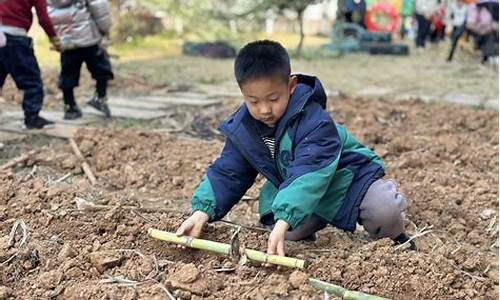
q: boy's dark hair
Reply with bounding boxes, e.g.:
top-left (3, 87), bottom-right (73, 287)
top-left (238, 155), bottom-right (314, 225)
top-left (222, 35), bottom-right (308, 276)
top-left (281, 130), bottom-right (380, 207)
top-left (234, 40), bottom-right (291, 85)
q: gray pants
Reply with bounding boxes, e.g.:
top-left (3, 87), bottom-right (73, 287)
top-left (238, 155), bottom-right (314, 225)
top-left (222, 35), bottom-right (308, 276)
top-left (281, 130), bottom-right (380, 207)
top-left (283, 178), bottom-right (407, 241)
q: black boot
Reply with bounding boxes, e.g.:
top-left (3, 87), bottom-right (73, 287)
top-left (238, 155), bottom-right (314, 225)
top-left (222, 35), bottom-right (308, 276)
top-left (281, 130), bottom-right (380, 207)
top-left (64, 104), bottom-right (83, 120)
top-left (24, 115), bottom-right (55, 129)
top-left (394, 233), bottom-right (417, 250)
top-left (87, 94), bottom-right (111, 118)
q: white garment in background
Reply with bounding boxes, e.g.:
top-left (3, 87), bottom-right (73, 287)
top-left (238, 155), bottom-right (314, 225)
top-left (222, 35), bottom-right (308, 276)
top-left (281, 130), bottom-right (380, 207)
top-left (0, 25), bottom-right (27, 36)
top-left (415, 0), bottom-right (439, 18)
top-left (0, 31), bottom-right (5, 47)
top-left (449, 2), bottom-right (468, 26)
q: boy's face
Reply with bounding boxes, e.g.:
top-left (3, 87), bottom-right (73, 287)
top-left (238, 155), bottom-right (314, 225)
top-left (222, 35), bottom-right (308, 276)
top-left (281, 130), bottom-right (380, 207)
top-left (240, 76), bottom-right (297, 127)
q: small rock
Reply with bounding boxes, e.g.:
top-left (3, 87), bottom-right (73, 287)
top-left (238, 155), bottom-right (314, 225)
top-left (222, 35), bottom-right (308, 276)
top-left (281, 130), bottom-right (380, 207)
top-left (171, 176), bottom-right (184, 186)
top-left (0, 142), bottom-right (4, 150)
top-left (466, 230), bottom-right (481, 245)
top-left (79, 140), bottom-right (95, 155)
top-left (39, 270), bottom-right (63, 289)
top-left (289, 271), bottom-right (308, 289)
top-left (175, 263), bottom-right (199, 283)
top-left (487, 262), bottom-right (499, 284)
top-left (167, 263), bottom-right (209, 296)
top-left (89, 251), bottom-right (124, 273)
top-left (61, 156), bottom-right (77, 170)
top-left (480, 209), bottom-right (495, 220)
top-left (58, 244), bottom-right (77, 261)
top-left (64, 267), bottom-right (83, 279)
top-left (0, 286), bottom-right (13, 299)
top-left (92, 240), bottom-right (101, 252)
top-left (0, 236), bottom-right (10, 250)
top-left (46, 186), bottom-right (63, 198)
top-left (115, 224), bottom-right (128, 236)
top-left (172, 289), bottom-right (192, 299)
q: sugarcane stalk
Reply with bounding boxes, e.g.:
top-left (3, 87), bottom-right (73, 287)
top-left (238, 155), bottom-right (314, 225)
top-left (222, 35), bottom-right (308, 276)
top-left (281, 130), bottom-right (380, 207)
top-left (309, 278), bottom-right (390, 300)
top-left (147, 227), bottom-right (307, 269)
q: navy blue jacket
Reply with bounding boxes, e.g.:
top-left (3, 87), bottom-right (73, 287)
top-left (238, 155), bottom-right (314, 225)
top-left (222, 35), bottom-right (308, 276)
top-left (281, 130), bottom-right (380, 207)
top-left (191, 74), bottom-right (385, 232)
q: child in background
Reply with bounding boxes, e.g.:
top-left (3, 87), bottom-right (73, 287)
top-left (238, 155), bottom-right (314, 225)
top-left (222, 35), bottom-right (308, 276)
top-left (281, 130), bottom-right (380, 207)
top-left (48, 0), bottom-right (113, 120)
top-left (0, 0), bottom-right (61, 129)
top-left (176, 40), bottom-right (414, 256)
top-left (446, 0), bottom-right (468, 61)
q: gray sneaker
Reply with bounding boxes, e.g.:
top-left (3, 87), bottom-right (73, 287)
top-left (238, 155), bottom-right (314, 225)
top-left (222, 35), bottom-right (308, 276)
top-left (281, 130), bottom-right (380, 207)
top-left (87, 94), bottom-right (111, 118)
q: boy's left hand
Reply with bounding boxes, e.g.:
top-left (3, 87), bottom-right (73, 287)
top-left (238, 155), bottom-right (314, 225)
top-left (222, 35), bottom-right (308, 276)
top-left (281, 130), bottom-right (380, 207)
top-left (267, 220), bottom-right (290, 256)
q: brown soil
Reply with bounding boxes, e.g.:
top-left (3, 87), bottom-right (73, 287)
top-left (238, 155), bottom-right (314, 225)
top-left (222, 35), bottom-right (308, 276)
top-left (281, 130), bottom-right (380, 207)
top-left (0, 96), bottom-right (498, 299)
top-left (0, 67), bottom-right (169, 109)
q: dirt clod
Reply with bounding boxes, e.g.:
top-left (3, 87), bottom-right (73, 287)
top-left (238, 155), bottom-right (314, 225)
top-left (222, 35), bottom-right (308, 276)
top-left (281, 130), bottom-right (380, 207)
top-left (89, 251), bottom-right (124, 273)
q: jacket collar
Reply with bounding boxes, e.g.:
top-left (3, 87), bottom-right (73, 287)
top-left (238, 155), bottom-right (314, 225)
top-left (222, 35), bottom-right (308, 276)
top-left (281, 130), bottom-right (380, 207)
top-left (219, 74), bottom-right (326, 137)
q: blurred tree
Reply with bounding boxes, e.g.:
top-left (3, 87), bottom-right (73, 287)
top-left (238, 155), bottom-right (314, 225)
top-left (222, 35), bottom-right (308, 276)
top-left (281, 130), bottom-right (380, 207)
top-left (261, 0), bottom-right (322, 55)
top-left (140, 0), bottom-right (264, 41)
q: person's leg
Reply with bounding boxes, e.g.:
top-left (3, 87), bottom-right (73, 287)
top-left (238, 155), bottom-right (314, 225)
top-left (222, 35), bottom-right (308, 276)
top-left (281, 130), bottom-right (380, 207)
top-left (84, 45), bottom-right (114, 117)
top-left (447, 25), bottom-right (466, 61)
top-left (96, 78), bottom-right (107, 98)
top-left (358, 178), bottom-right (409, 240)
top-left (400, 16), bottom-right (407, 40)
top-left (59, 48), bottom-right (84, 120)
top-left (415, 14), bottom-right (425, 48)
top-left (421, 18), bottom-right (431, 48)
top-left (284, 215), bottom-right (327, 241)
top-left (4, 35), bottom-right (52, 128)
top-left (0, 51), bottom-right (8, 90)
top-left (59, 48), bottom-right (83, 106)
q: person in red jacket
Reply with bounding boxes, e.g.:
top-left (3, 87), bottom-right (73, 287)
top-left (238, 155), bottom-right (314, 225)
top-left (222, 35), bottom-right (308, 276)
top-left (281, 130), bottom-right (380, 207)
top-left (0, 0), bottom-right (61, 129)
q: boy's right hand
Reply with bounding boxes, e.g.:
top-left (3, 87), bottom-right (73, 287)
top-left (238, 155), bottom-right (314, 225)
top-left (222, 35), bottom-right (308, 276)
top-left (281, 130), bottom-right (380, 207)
top-left (175, 211), bottom-right (209, 238)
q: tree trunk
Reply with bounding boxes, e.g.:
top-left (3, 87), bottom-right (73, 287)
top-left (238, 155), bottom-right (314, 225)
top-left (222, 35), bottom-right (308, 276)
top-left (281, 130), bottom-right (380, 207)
top-left (296, 9), bottom-right (305, 56)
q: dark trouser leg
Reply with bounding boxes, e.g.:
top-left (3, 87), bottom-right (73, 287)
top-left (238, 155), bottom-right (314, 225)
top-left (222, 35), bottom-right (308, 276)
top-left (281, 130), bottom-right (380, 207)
top-left (447, 24), bottom-right (466, 61)
top-left (59, 48), bottom-right (84, 106)
top-left (415, 14), bottom-right (430, 48)
top-left (84, 45), bottom-right (114, 97)
top-left (2, 35), bottom-right (44, 120)
top-left (96, 79), bottom-right (107, 98)
top-left (62, 87), bottom-right (76, 107)
top-left (400, 16), bottom-right (407, 39)
top-left (284, 215), bottom-right (327, 241)
top-left (0, 51), bottom-right (8, 90)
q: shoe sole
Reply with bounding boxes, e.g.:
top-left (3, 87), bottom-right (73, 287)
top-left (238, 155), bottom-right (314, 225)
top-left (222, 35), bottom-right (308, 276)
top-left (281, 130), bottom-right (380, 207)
top-left (24, 123), bottom-right (56, 130)
top-left (63, 114), bottom-right (83, 120)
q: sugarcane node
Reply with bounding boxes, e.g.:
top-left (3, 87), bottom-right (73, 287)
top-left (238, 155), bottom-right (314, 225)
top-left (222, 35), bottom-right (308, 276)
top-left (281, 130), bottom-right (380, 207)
top-left (299, 259), bottom-right (308, 269)
top-left (229, 226), bottom-right (242, 264)
top-left (184, 236), bottom-right (193, 247)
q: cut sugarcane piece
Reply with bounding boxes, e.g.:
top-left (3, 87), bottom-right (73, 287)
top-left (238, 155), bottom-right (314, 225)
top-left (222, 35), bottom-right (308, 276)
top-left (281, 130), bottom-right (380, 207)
top-left (147, 227), bottom-right (307, 269)
top-left (309, 278), bottom-right (391, 300)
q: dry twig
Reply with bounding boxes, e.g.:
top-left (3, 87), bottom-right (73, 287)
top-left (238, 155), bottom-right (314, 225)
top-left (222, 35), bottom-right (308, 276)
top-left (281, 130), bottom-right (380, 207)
top-left (22, 165), bottom-right (37, 181)
top-left (69, 138), bottom-right (96, 185)
top-left (394, 225), bottom-right (434, 251)
top-left (0, 150), bottom-right (37, 170)
top-left (8, 219), bottom-right (28, 248)
top-left (54, 172), bottom-right (72, 183)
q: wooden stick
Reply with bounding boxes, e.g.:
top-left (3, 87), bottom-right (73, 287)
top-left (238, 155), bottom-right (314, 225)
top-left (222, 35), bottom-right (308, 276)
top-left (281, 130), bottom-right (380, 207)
top-left (309, 278), bottom-right (391, 300)
top-left (147, 227), bottom-right (307, 269)
top-left (0, 150), bottom-right (37, 170)
top-left (68, 138), bottom-right (96, 185)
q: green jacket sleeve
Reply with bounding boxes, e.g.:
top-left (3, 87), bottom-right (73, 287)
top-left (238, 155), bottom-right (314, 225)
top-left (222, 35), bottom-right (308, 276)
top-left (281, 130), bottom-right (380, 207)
top-left (272, 118), bottom-right (342, 229)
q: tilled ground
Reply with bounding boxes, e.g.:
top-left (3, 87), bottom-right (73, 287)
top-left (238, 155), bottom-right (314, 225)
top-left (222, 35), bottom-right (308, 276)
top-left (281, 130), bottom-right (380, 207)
top-left (0, 96), bottom-right (498, 299)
